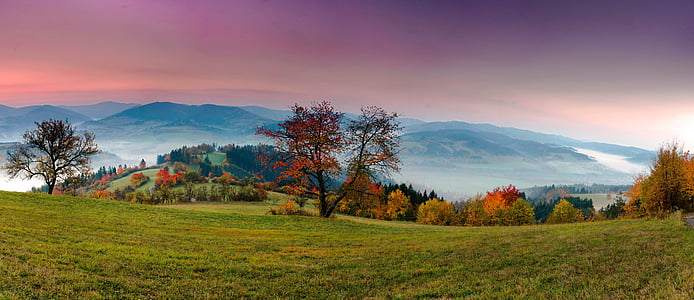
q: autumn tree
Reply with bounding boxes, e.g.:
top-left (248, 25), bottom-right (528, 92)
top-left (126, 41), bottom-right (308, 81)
top-left (338, 175), bottom-right (382, 218)
top-left (380, 189), bottom-right (411, 221)
top-left (461, 194), bottom-right (487, 226)
top-left (642, 142), bottom-right (689, 215)
top-left (546, 199), bottom-right (584, 224)
top-left (130, 172), bottom-right (149, 188)
top-left (507, 198), bottom-right (535, 225)
top-left (5, 119), bottom-right (99, 194)
top-left (416, 198), bottom-right (456, 225)
top-left (257, 101), bottom-right (400, 218)
top-left (483, 184), bottom-right (522, 225)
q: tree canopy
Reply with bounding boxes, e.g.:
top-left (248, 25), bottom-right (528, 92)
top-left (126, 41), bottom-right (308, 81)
top-left (257, 101), bottom-right (401, 217)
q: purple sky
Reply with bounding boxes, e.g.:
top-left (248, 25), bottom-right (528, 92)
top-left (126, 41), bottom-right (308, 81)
top-left (2, 0), bottom-right (694, 149)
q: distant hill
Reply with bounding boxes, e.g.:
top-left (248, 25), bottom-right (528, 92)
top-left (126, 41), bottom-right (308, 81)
top-left (81, 102), bottom-right (276, 160)
top-left (401, 129), bottom-right (592, 162)
top-left (0, 105), bottom-right (92, 141)
top-left (59, 101), bottom-right (140, 120)
top-left (405, 121), bottom-right (652, 164)
top-left (0, 101), bottom-right (654, 194)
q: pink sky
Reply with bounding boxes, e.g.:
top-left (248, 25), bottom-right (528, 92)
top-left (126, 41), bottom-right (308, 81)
top-left (2, 0), bottom-right (694, 149)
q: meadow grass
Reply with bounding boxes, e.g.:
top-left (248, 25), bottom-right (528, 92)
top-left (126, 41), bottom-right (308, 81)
top-left (1, 191), bottom-right (692, 299)
top-left (199, 152), bottom-right (226, 165)
top-left (106, 169), bottom-right (161, 192)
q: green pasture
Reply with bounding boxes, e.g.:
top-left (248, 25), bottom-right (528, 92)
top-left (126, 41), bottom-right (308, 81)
top-left (0, 191), bottom-right (692, 298)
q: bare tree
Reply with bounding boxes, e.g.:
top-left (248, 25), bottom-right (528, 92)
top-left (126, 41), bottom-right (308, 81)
top-left (5, 119), bottom-right (100, 194)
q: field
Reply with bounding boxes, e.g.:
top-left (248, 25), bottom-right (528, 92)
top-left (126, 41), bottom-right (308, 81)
top-left (1, 191), bottom-right (693, 298)
top-left (573, 193), bottom-right (616, 210)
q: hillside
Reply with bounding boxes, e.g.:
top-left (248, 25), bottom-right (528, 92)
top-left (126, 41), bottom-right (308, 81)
top-left (1, 192), bottom-right (692, 298)
top-left (80, 102), bottom-right (276, 160)
top-left (0, 101), bottom-right (655, 194)
top-left (0, 105), bottom-right (92, 141)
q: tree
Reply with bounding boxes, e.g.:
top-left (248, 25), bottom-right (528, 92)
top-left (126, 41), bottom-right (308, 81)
top-left (416, 198), bottom-right (456, 225)
top-left (546, 199), bottom-right (584, 224)
top-left (257, 101), bottom-right (400, 218)
top-left (338, 175), bottom-right (382, 218)
top-left (507, 198), bottom-right (535, 225)
top-left (642, 142), bottom-right (687, 216)
top-left (5, 119), bottom-right (99, 194)
top-left (381, 189), bottom-right (411, 221)
top-left (483, 184), bottom-right (522, 225)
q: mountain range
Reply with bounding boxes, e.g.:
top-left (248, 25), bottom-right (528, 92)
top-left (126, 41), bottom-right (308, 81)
top-left (0, 101), bottom-right (652, 195)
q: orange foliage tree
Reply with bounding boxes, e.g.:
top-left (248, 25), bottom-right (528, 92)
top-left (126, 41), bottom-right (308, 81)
top-left (257, 102), bottom-right (401, 218)
top-left (338, 175), bottom-right (382, 218)
top-left (130, 172), bottom-right (149, 187)
top-left (483, 184), bottom-right (522, 225)
top-left (155, 169), bottom-right (184, 188)
top-left (627, 142), bottom-right (694, 217)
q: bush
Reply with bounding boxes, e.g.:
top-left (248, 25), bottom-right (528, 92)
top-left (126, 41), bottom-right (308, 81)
top-left (268, 199), bottom-right (313, 216)
top-left (416, 198), bottom-right (456, 225)
top-left (233, 185), bottom-right (268, 202)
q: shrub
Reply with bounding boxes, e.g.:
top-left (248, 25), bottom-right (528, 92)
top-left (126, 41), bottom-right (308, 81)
top-left (268, 199), bottom-right (313, 216)
top-left (234, 185), bottom-right (268, 202)
top-left (416, 198), bottom-right (456, 225)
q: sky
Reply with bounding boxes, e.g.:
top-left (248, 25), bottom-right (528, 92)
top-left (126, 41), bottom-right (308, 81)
top-left (1, 0), bottom-right (694, 149)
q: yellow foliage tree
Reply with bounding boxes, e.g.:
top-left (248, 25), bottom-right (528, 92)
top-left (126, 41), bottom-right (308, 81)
top-left (416, 198), bottom-right (456, 225)
top-left (546, 199), bottom-right (583, 224)
top-left (379, 190), bottom-right (411, 221)
top-left (508, 198), bottom-right (536, 225)
top-left (642, 142), bottom-right (687, 216)
top-left (461, 194), bottom-right (487, 226)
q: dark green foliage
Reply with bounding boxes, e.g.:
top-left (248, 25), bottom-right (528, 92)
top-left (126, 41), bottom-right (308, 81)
top-left (382, 183), bottom-right (442, 206)
top-left (157, 144), bottom-right (281, 181)
top-left (523, 184), bottom-right (631, 200)
top-left (599, 197), bottom-right (626, 219)
top-left (531, 197), bottom-right (594, 223)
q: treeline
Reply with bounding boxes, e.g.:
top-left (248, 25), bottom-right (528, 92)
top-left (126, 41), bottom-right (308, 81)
top-left (92, 167), bottom-right (269, 205)
top-left (522, 183), bottom-right (631, 200)
top-left (531, 196), bottom-right (594, 223)
top-left (327, 181), bottom-right (591, 226)
top-left (156, 144), bottom-right (281, 181)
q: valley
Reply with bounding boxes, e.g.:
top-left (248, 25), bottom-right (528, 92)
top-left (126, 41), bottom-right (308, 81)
top-left (0, 101), bottom-right (653, 197)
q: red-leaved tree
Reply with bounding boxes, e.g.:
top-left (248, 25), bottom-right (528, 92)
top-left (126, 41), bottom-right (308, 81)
top-left (257, 101), bottom-right (400, 217)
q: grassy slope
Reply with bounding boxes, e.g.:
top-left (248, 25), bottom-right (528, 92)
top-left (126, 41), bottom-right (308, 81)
top-left (106, 169), bottom-right (161, 192)
top-left (199, 152), bottom-right (226, 165)
top-left (1, 192), bottom-right (693, 299)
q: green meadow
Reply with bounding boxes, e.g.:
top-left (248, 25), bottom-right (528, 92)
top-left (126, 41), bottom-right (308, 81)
top-left (1, 191), bottom-right (693, 299)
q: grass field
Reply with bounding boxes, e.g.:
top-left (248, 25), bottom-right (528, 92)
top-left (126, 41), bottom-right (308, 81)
top-left (198, 152), bottom-right (226, 165)
top-left (1, 191), bottom-right (693, 298)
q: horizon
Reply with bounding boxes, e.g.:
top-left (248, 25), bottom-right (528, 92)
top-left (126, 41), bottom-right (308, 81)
top-left (3, 0), bottom-right (694, 150)
top-left (0, 99), bottom-right (658, 151)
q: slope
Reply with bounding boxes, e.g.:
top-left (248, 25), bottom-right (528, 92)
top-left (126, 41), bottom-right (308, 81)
top-left (0, 106), bottom-right (92, 141)
top-left (81, 102), bottom-right (276, 160)
top-left (0, 192), bottom-right (692, 298)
